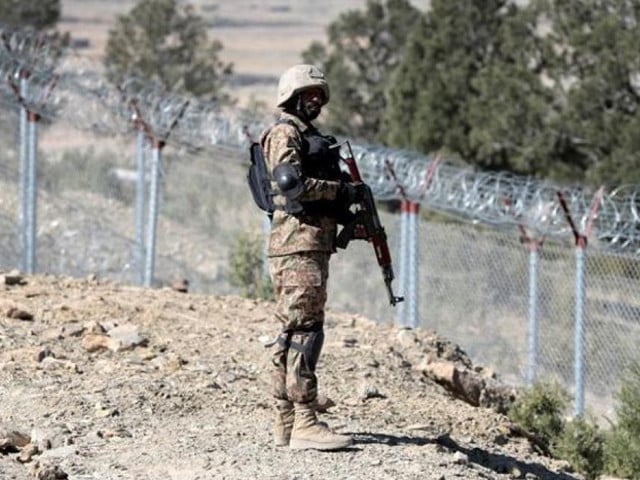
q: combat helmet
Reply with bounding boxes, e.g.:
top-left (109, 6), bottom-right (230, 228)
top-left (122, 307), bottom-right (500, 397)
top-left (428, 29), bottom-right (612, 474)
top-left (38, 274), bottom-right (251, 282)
top-left (277, 64), bottom-right (330, 108)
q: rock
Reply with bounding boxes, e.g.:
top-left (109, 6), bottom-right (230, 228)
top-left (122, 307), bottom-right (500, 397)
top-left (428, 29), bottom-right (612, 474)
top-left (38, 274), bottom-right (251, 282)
top-left (360, 384), bottom-right (386, 401)
top-left (6, 305), bottom-right (34, 321)
top-left (165, 354), bottom-right (188, 372)
top-left (406, 423), bottom-right (434, 431)
top-left (61, 322), bottom-right (85, 338)
top-left (396, 327), bottom-right (418, 347)
top-left (343, 337), bottom-right (358, 347)
top-left (421, 360), bottom-right (516, 413)
top-left (0, 427), bottom-right (30, 452)
top-left (479, 379), bottom-right (518, 414)
top-left (3, 270), bottom-right (25, 286)
top-left (81, 333), bottom-right (116, 352)
top-left (39, 357), bottom-right (79, 373)
top-left (510, 466), bottom-right (524, 478)
top-left (82, 324), bottom-right (149, 352)
top-left (107, 324), bottom-right (148, 351)
top-left (103, 428), bottom-right (132, 438)
top-left (452, 451), bottom-right (469, 465)
top-left (17, 443), bottom-right (39, 463)
top-left (313, 393), bottom-right (336, 413)
top-left (171, 278), bottom-right (189, 293)
top-left (37, 347), bottom-right (55, 363)
top-left (84, 320), bottom-right (106, 334)
top-left (35, 464), bottom-right (69, 480)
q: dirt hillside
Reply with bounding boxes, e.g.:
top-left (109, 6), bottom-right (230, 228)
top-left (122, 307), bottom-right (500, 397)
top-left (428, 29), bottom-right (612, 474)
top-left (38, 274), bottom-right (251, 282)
top-left (0, 273), bottom-right (581, 480)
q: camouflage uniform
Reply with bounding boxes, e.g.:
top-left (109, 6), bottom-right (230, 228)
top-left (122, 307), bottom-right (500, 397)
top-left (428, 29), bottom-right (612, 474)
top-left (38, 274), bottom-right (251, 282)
top-left (261, 112), bottom-right (341, 405)
top-left (261, 64), bottom-right (353, 451)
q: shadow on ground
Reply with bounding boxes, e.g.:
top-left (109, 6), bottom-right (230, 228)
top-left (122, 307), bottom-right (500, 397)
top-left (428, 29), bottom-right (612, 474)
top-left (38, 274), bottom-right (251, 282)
top-left (350, 431), bottom-right (577, 480)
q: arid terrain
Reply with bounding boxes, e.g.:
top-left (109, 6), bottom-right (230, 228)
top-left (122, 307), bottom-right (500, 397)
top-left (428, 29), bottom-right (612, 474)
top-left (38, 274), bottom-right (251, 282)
top-left (0, 273), bottom-right (581, 480)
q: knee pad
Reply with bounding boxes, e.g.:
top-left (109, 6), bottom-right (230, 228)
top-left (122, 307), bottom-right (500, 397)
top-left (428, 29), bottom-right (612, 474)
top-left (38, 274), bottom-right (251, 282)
top-left (290, 329), bottom-right (325, 371)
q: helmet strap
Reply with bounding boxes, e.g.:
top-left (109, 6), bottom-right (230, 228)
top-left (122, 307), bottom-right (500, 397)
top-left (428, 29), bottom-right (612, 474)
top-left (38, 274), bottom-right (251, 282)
top-left (295, 95), bottom-right (310, 122)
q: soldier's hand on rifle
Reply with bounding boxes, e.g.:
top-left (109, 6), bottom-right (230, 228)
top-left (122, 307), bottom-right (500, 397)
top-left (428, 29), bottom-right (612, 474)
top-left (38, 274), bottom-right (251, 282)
top-left (339, 181), bottom-right (366, 206)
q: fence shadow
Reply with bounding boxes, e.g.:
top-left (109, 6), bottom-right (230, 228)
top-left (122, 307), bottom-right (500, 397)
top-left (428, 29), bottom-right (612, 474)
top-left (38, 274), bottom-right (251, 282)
top-left (349, 431), bottom-right (577, 480)
top-left (351, 431), bottom-right (434, 447)
top-left (435, 434), bottom-right (577, 480)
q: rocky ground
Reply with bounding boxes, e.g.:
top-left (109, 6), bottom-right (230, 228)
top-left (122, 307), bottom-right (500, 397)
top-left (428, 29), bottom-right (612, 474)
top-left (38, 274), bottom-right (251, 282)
top-left (0, 272), bottom-right (582, 480)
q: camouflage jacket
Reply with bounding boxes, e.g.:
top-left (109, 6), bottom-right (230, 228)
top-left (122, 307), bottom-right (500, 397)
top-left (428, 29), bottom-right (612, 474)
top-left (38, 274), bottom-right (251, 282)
top-left (260, 112), bottom-right (341, 256)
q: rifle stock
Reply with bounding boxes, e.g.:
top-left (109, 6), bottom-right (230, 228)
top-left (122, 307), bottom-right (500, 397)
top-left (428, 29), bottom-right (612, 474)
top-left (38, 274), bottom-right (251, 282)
top-left (339, 143), bottom-right (404, 307)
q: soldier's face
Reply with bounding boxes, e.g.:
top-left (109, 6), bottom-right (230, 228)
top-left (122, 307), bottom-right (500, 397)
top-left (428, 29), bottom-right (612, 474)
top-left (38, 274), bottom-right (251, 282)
top-left (300, 87), bottom-right (325, 120)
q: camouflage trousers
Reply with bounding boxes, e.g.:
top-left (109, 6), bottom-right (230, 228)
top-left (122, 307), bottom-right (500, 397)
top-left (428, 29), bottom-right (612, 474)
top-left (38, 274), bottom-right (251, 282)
top-left (268, 251), bottom-right (330, 404)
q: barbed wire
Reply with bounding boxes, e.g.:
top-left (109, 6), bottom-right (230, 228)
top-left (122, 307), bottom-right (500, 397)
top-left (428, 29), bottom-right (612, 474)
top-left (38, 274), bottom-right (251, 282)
top-left (2, 26), bottom-right (640, 255)
top-left (0, 26), bottom-right (65, 117)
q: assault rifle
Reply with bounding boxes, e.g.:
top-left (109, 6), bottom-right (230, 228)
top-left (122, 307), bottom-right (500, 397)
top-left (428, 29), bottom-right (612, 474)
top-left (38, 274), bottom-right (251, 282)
top-left (335, 142), bottom-right (404, 307)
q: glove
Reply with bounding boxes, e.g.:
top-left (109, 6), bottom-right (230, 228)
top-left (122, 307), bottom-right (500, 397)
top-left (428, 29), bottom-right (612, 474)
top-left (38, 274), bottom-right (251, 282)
top-left (339, 181), bottom-right (366, 206)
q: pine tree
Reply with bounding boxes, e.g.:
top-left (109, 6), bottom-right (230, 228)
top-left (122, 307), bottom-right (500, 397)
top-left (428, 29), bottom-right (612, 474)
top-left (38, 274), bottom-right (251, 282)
top-left (541, 0), bottom-right (640, 187)
top-left (104, 0), bottom-right (232, 100)
top-left (386, 0), bottom-right (556, 176)
top-left (302, 0), bottom-right (422, 142)
top-left (0, 0), bottom-right (60, 30)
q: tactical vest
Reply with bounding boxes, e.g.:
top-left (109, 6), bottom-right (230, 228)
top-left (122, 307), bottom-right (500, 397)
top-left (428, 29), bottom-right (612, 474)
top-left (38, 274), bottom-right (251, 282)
top-left (249, 119), bottom-right (344, 216)
top-left (295, 123), bottom-right (344, 216)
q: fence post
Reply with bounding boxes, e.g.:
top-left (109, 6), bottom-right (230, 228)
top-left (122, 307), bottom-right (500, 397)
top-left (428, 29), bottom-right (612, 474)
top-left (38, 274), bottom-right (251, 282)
top-left (25, 110), bottom-right (39, 274)
top-left (518, 226), bottom-right (544, 386)
top-left (407, 201), bottom-right (420, 328)
top-left (397, 200), bottom-right (410, 327)
top-left (129, 97), bottom-right (188, 288)
top-left (385, 160), bottom-right (410, 327)
top-left (135, 127), bottom-right (147, 285)
top-left (387, 154), bottom-right (440, 329)
top-left (527, 242), bottom-right (540, 386)
top-left (18, 75), bottom-right (29, 272)
top-left (557, 188), bottom-right (604, 417)
top-left (144, 140), bottom-right (163, 287)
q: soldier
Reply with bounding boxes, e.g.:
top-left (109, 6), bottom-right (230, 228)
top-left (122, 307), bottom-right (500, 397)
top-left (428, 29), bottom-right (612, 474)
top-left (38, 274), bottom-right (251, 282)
top-left (261, 64), bottom-right (364, 450)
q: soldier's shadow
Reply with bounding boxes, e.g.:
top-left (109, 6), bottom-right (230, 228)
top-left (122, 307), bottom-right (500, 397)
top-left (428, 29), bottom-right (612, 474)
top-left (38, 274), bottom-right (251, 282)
top-left (348, 432), bottom-right (578, 480)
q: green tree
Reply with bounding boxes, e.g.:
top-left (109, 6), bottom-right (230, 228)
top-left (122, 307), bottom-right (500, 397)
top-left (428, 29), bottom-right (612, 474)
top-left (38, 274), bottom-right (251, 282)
top-left (385, 0), bottom-right (559, 176)
top-left (540, 0), bottom-right (640, 187)
top-left (0, 0), bottom-right (60, 30)
top-left (104, 0), bottom-right (232, 100)
top-left (302, 0), bottom-right (422, 142)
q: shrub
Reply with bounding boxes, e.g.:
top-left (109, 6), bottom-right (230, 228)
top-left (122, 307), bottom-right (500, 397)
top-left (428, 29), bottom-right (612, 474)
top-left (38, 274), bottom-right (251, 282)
top-left (508, 381), bottom-right (567, 453)
top-left (554, 418), bottom-right (605, 480)
top-left (604, 361), bottom-right (640, 478)
top-left (508, 381), bottom-right (607, 478)
top-left (228, 232), bottom-right (273, 300)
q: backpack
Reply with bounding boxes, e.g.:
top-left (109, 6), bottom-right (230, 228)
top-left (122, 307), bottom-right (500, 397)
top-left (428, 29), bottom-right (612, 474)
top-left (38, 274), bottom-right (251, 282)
top-left (247, 141), bottom-right (275, 213)
top-left (247, 120), bottom-right (339, 215)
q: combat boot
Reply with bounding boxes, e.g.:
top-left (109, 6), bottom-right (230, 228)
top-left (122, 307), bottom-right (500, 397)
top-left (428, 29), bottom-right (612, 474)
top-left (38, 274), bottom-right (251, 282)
top-left (273, 399), bottom-right (295, 447)
top-left (289, 402), bottom-right (352, 451)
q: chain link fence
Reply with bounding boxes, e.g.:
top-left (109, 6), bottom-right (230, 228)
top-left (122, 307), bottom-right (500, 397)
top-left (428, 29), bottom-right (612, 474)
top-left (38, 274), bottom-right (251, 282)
top-left (387, 220), bottom-right (640, 422)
